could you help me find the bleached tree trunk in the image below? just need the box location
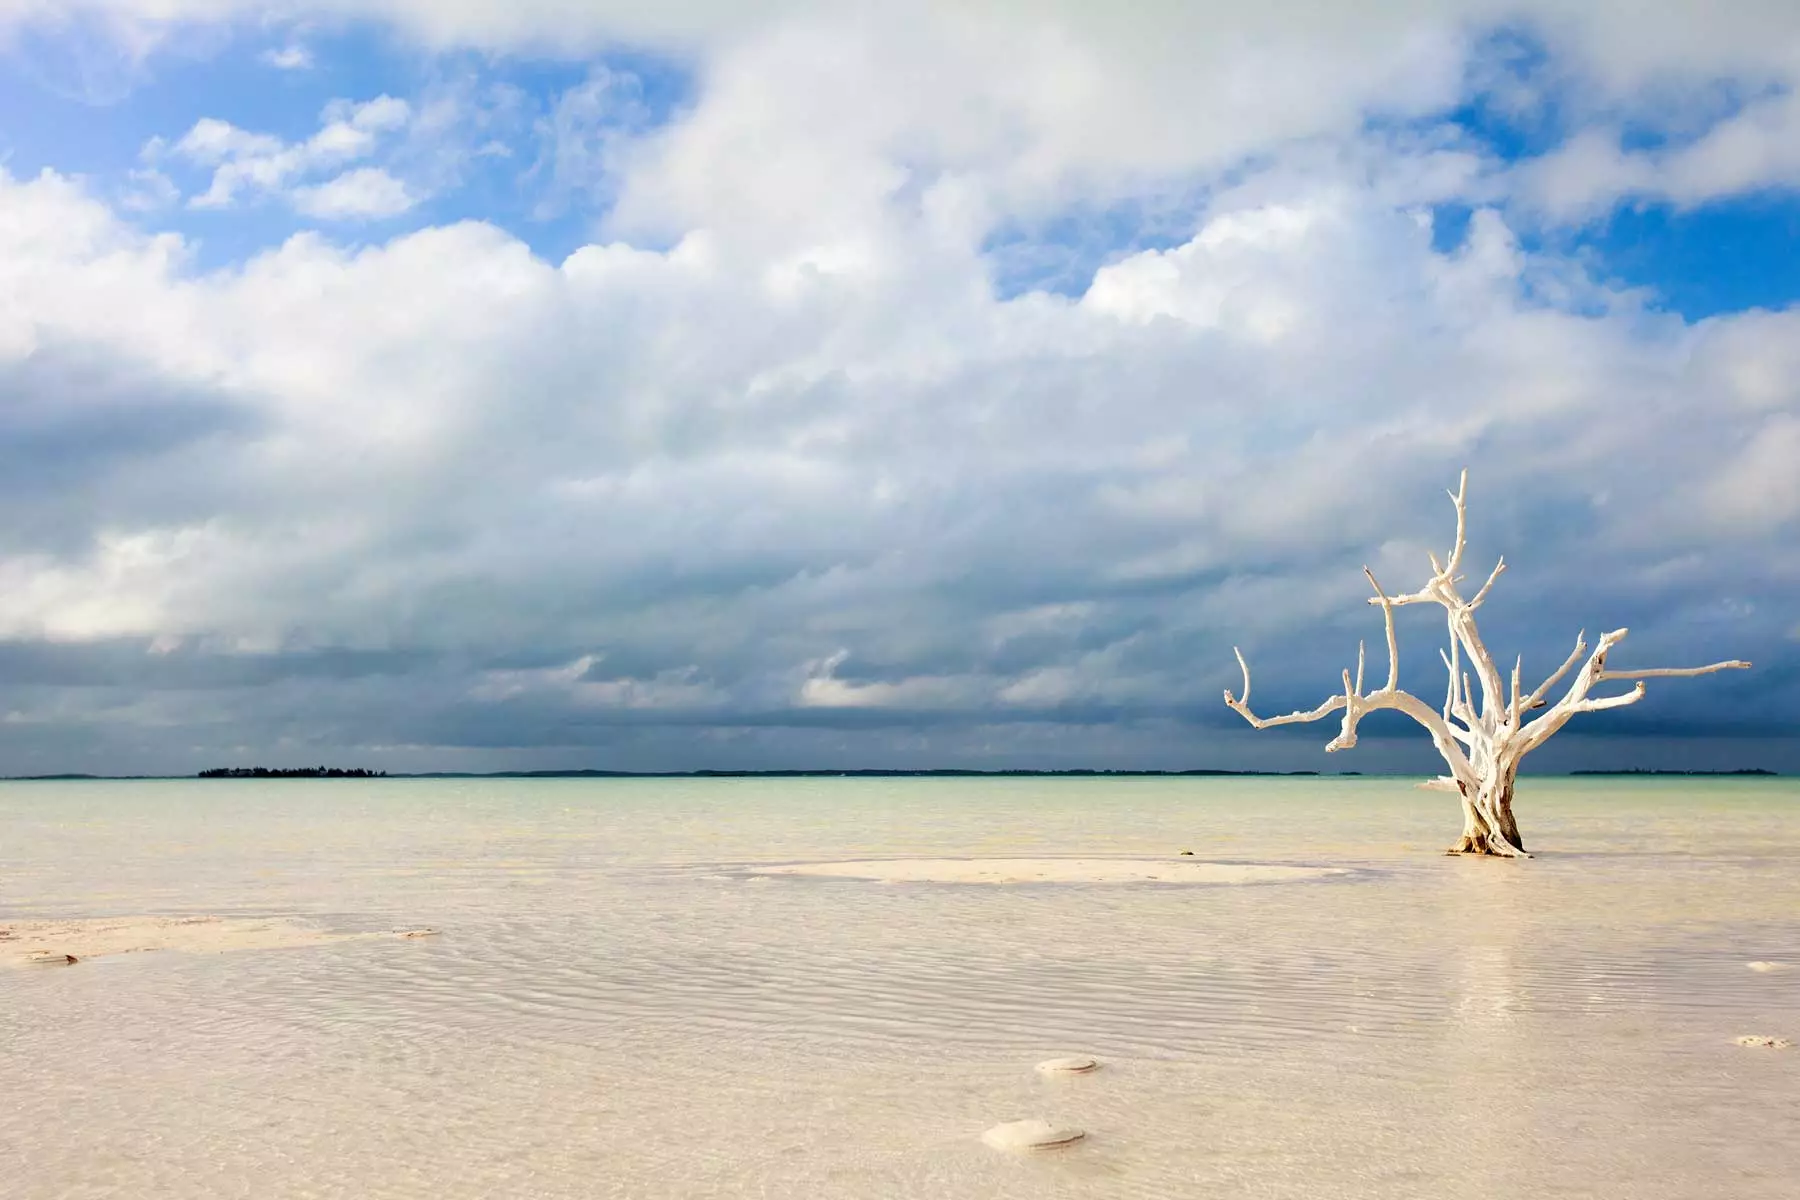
[1224,472,1749,857]
[1452,766,1521,856]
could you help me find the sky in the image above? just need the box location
[0,0,1797,776]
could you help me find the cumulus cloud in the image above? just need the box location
[0,2,1797,772]
[291,166,416,218]
[164,95,413,211]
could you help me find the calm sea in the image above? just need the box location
[4,776,1798,1198]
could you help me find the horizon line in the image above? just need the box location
[0,768,1784,781]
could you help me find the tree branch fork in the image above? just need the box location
[1222,471,1749,856]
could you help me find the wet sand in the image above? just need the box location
[3,916,435,966]
[5,774,1798,1199]
[745,857,1345,884]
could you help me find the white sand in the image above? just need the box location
[981,1119,1086,1151]
[1035,1056,1100,1075]
[746,858,1345,884]
[2,916,438,966]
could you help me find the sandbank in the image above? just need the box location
[982,1118,1086,1151]
[2,915,437,967]
[745,858,1345,884]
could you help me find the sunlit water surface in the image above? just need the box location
[4,776,1798,1198]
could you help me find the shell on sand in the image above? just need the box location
[1035,1056,1100,1075]
[1734,1035,1793,1048]
[981,1119,1086,1151]
[1747,961,1790,972]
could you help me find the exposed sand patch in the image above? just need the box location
[1036,1056,1100,1075]
[1734,1035,1793,1049]
[1747,961,1791,972]
[981,1119,1086,1152]
[2,916,438,967]
[746,858,1346,885]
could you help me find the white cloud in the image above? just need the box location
[292,166,415,218]
[1,2,1798,769]
[174,117,285,165]
[325,93,411,133]
[1518,90,1800,219]
[117,166,178,212]
[260,42,313,70]
[529,66,651,216]
[163,95,414,211]
[1695,414,1800,534]
[1,149,1789,673]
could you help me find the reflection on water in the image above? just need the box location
[3,776,1799,1198]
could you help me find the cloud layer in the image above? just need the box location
[0,1,1796,773]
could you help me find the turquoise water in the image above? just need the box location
[4,776,1798,1198]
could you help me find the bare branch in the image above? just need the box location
[1436,640,1477,734]
[1598,660,1752,681]
[1469,557,1506,609]
[1226,692,1349,730]
[1509,656,1522,726]
[1517,628,1631,752]
[1444,468,1469,576]
[1225,652,1476,784]
[1570,683,1647,713]
[1354,640,1366,696]
[1364,567,1399,691]
[1524,631,1587,710]
[1325,687,1478,787]
[1224,647,1350,729]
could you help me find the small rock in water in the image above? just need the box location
[1179,850,1194,855]
[981,1119,1086,1152]
[1747,961,1790,972]
[397,929,440,938]
[24,951,78,966]
[1734,1035,1794,1049]
[1035,1056,1100,1075]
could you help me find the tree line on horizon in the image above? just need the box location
[197,767,387,778]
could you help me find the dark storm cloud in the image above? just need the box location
[1,5,1798,774]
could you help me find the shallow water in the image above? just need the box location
[3,776,1798,1198]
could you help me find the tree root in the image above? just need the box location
[1446,833,1531,858]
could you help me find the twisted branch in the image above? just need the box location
[1223,471,1750,856]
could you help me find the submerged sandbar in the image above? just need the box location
[2,915,436,966]
[745,858,1345,884]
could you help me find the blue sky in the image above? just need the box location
[6,14,1795,314]
[0,1,1796,774]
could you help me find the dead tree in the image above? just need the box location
[1224,472,1749,856]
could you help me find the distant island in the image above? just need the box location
[198,767,388,778]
